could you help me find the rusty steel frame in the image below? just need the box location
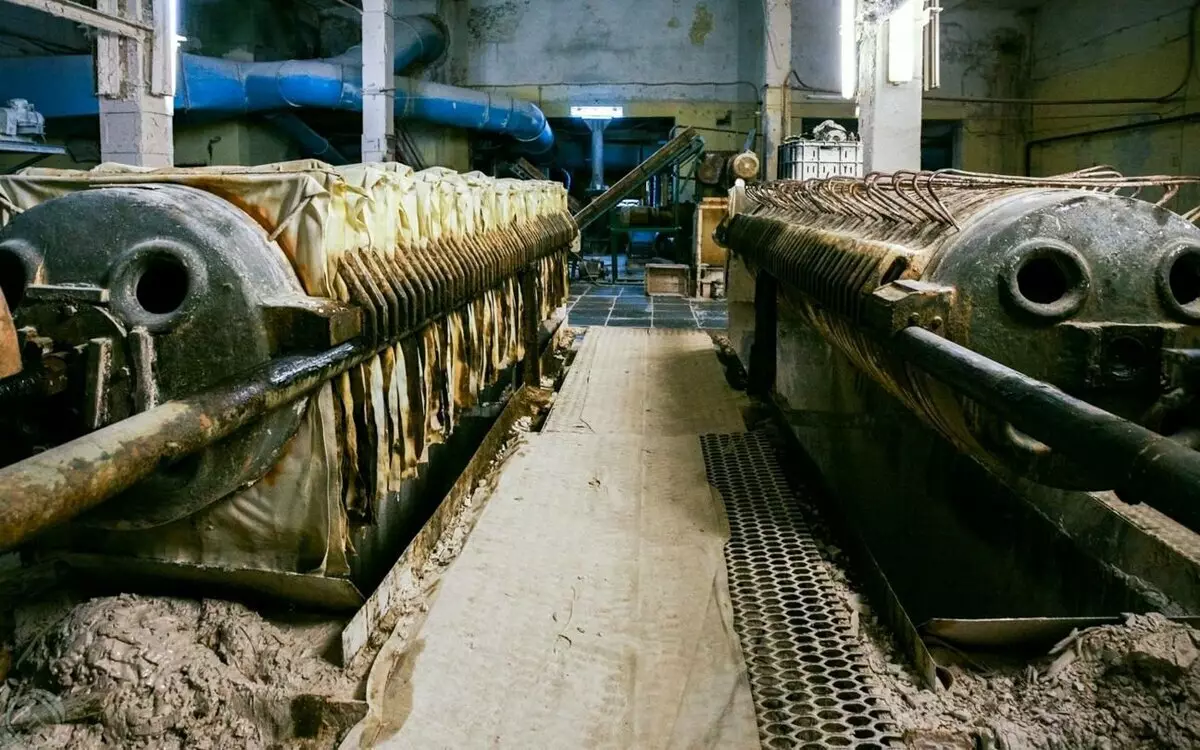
[0,287,19,379]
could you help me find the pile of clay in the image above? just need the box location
[1,595,357,749]
[870,613,1200,749]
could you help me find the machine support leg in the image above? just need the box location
[749,272,777,396]
[521,268,542,387]
[610,232,620,283]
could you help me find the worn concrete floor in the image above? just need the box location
[371,328,757,749]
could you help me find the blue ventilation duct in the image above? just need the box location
[0,15,553,154]
[263,112,349,165]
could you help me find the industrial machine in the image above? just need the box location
[0,161,575,607]
[0,98,66,167]
[719,167,1200,534]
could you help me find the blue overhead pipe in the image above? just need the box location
[327,14,448,73]
[0,17,553,154]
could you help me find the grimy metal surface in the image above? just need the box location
[701,431,899,749]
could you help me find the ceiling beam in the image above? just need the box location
[0,0,152,39]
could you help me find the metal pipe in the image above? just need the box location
[263,113,349,165]
[0,339,376,552]
[586,120,607,193]
[924,0,941,91]
[893,326,1200,532]
[0,33,555,153]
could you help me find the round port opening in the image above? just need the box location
[134,253,189,315]
[1170,252,1200,305]
[1159,244,1200,322]
[1003,241,1090,321]
[1016,256,1069,304]
[0,245,31,309]
[110,240,205,332]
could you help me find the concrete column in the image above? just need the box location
[96,0,174,167]
[761,0,792,181]
[362,0,396,163]
[857,1,924,173]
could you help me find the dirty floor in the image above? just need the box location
[370,328,757,748]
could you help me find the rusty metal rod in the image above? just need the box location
[894,326,1200,532]
[0,338,376,552]
[572,127,703,232]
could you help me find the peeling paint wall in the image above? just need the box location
[434,0,763,160]
[1027,0,1198,206]
[459,0,752,101]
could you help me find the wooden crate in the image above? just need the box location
[694,197,729,269]
[645,263,689,297]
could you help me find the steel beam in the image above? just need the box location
[0,0,151,39]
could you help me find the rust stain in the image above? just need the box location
[0,286,20,379]
[689,3,713,45]
[360,638,426,747]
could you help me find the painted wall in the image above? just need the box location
[1026,0,1197,205]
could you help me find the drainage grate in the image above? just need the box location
[701,432,900,749]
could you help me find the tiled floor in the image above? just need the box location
[565,283,728,330]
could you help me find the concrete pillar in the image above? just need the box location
[362,0,396,163]
[761,0,792,181]
[857,1,924,172]
[96,0,174,167]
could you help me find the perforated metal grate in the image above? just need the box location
[701,432,900,749]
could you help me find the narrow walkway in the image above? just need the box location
[377,328,757,748]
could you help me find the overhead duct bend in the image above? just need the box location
[0,14,554,155]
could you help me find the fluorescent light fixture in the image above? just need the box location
[888,0,918,83]
[839,0,856,99]
[571,105,624,120]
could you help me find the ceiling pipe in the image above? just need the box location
[0,15,554,155]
